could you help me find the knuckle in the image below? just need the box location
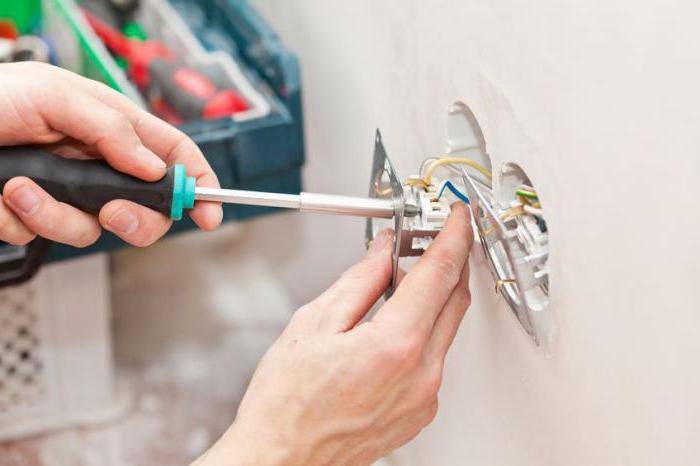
[380,334,422,369]
[294,303,318,321]
[92,112,131,146]
[91,80,121,103]
[432,254,462,288]
[421,399,439,427]
[462,288,472,308]
[166,131,195,163]
[410,367,443,407]
[335,256,391,297]
[108,112,132,135]
[296,303,314,316]
[421,368,443,402]
[290,304,309,322]
[132,112,149,135]
[18,61,51,75]
[287,304,315,329]
[454,287,472,312]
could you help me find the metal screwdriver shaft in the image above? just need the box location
[195,187,396,219]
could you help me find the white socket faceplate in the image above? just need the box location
[446,102,553,346]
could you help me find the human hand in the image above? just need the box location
[195,203,473,466]
[0,62,222,247]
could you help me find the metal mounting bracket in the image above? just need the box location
[365,130,405,297]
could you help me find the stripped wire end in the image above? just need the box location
[436,180,470,204]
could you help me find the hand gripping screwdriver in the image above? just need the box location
[0,147,409,221]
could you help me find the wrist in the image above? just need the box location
[193,423,303,466]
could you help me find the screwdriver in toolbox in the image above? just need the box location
[82,10,249,123]
[0,146,406,221]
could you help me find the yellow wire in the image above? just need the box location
[422,157,492,187]
[404,178,428,188]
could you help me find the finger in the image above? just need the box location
[426,259,472,362]
[60,72,223,231]
[99,199,172,247]
[374,203,473,340]
[0,198,35,245]
[3,177,101,247]
[155,135,223,231]
[44,138,100,159]
[309,229,394,333]
[37,75,167,181]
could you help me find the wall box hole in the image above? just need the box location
[448,102,553,346]
[446,102,492,173]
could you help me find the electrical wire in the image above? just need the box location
[405,177,428,188]
[423,158,492,187]
[435,180,470,204]
[407,157,492,193]
[523,204,543,217]
[515,189,538,200]
[500,205,526,221]
[419,157,439,177]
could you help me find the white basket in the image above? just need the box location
[0,254,124,440]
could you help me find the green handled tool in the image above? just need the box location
[0,146,407,221]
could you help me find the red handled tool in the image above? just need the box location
[83,10,249,123]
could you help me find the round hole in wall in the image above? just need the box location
[446,101,492,175]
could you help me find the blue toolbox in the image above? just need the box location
[0,0,304,285]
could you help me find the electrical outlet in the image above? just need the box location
[449,102,553,346]
[365,102,553,347]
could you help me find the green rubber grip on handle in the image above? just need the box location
[0,146,196,220]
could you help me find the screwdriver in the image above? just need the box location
[0,146,401,221]
[82,10,249,123]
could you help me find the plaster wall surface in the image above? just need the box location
[248,2,700,465]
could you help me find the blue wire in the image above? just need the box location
[436,181,470,204]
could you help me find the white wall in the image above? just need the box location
[247,1,700,465]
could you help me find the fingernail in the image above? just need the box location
[9,186,40,215]
[451,202,466,214]
[136,145,166,171]
[368,229,391,254]
[107,209,138,234]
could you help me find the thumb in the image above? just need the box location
[311,229,394,333]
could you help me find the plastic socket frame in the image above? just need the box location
[365,131,450,296]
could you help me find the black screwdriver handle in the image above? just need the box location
[0,146,175,216]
